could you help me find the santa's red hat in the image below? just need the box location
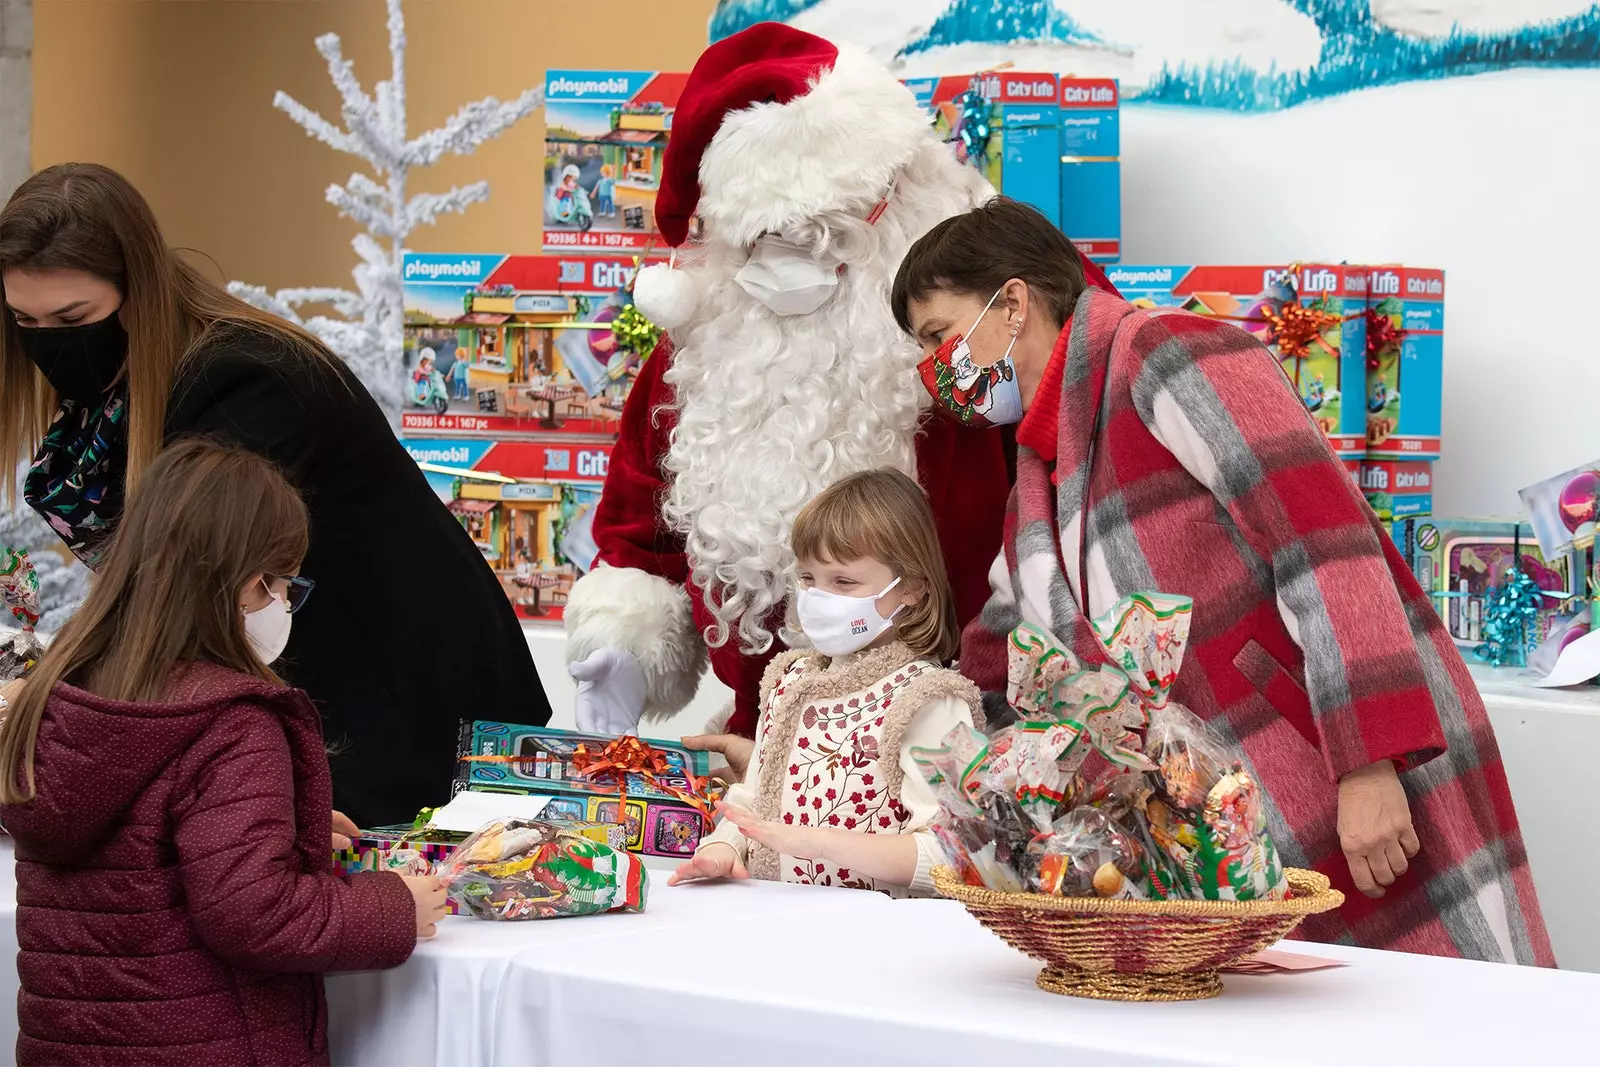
[634,23,934,327]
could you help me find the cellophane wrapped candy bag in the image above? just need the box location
[437,818,648,920]
[918,592,1287,902]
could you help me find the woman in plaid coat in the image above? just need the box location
[890,198,1553,965]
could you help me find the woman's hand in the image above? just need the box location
[331,810,360,851]
[1337,760,1420,898]
[667,842,748,885]
[401,875,449,939]
[682,733,755,783]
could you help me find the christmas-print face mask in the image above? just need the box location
[916,288,1024,428]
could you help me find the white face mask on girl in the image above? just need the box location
[243,583,293,665]
[796,577,903,658]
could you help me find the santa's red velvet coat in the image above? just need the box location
[590,337,1014,737]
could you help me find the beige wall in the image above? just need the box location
[32,0,717,291]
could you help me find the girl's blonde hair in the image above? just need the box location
[0,438,310,804]
[0,162,337,505]
[790,468,960,662]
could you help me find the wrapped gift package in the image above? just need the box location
[454,720,714,858]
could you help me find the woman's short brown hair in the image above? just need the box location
[790,468,960,663]
[891,196,1087,335]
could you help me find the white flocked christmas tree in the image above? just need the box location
[229,0,542,413]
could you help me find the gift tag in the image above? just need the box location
[1223,949,1347,974]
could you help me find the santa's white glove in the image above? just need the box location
[570,647,648,736]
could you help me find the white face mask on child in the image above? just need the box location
[796,577,903,658]
[243,584,293,665]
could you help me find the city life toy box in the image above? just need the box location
[454,721,714,859]
[401,437,610,624]
[401,253,659,439]
[903,71,1061,231]
[1057,78,1122,263]
[543,71,686,253]
[1106,264,1368,459]
[1390,517,1580,649]
[1360,460,1434,526]
[903,72,1121,263]
[1365,267,1445,460]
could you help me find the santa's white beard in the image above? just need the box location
[661,140,991,654]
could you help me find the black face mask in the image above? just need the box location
[15,315,129,400]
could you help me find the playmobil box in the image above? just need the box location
[1365,267,1445,460]
[1390,517,1580,649]
[401,437,611,624]
[1058,78,1122,263]
[1106,264,1369,459]
[1360,460,1434,525]
[543,71,687,253]
[454,721,715,859]
[401,253,662,439]
[902,71,1063,230]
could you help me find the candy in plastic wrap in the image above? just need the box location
[437,818,647,920]
[1145,704,1232,813]
[1198,769,1286,901]
[1025,807,1149,899]
[930,810,1026,892]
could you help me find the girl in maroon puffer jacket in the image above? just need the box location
[0,438,447,1066]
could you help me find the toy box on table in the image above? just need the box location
[1391,517,1581,650]
[1107,264,1368,460]
[542,71,686,253]
[454,721,714,859]
[1365,267,1445,460]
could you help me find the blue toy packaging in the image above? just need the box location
[453,721,716,858]
[1365,267,1445,460]
[1390,518,1581,651]
[542,71,686,253]
[1106,264,1368,460]
[1058,78,1122,263]
[902,71,1062,230]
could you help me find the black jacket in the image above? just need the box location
[165,329,549,825]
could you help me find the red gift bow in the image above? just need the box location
[464,735,717,836]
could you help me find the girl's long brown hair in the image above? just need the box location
[0,162,333,504]
[0,438,310,804]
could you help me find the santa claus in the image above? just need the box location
[564,23,1111,739]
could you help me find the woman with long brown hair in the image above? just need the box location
[0,438,444,1066]
[0,163,549,826]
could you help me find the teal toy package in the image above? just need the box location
[1365,267,1445,460]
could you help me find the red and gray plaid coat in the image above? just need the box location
[960,286,1554,965]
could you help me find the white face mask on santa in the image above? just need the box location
[734,234,841,316]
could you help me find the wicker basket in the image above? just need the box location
[933,865,1344,1002]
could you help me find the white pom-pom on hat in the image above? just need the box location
[632,261,699,330]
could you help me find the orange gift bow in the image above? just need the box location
[461,735,717,834]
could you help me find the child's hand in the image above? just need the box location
[720,804,825,860]
[331,809,360,851]
[667,842,747,885]
[401,875,448,939]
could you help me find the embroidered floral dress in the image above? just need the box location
[696,642,981,896]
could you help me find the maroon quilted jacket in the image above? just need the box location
[2,663,417,1066]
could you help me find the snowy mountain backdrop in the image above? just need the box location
[708,0,1600,109]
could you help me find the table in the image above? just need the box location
[495,899,1600,1067]
[526,384,582,430]
[5,847,1600,1066]
[1469,665,1600,973]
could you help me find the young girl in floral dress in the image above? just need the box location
[670,469,981,895]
